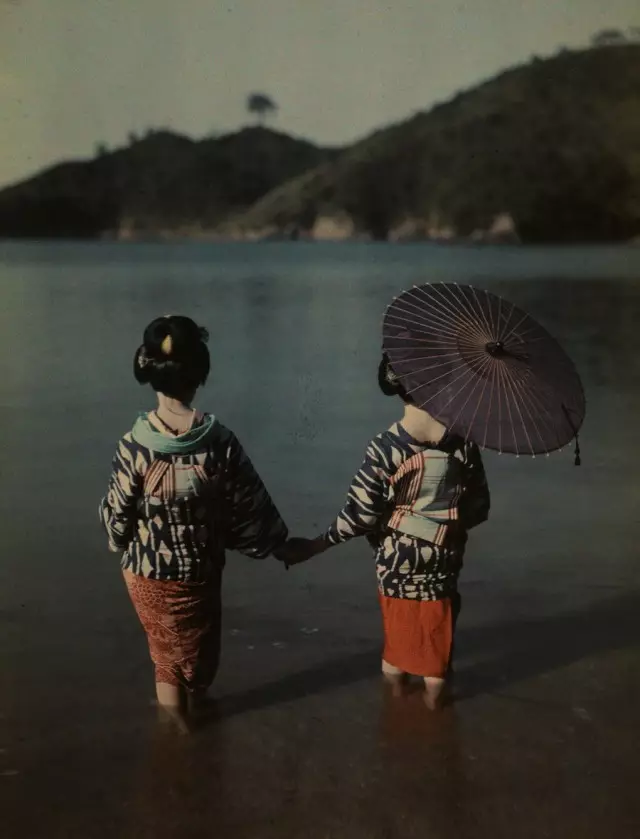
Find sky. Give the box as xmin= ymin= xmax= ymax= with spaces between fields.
xmin=0 ymin=0 xmax=637 ymax=187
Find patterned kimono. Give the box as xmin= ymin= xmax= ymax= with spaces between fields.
xmin=99 ymin=411 xmax=288 ymax=691
xmin=324 ymin=422 xmax=490 ymax=678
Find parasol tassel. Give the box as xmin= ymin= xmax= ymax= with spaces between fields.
xmin=560 ymin=403 xmax=582 ymax=466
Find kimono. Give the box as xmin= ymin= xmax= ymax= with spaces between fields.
xmin=325 ymin=422 xmax=490 ymax=677
xmin=99 ymin=410 xmax=288 ymax=691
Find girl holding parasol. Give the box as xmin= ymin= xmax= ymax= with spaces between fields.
xmin=281 ymin=352 xmax=491 ymax=709
xmin=279 ymin=283 xmax=585 ymax=709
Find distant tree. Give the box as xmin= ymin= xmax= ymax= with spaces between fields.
xmin=246 ymin=92 xmax=278 ymax=125
xmin=95 ymin=142 xmax=109 ymax=157
xmin=128 ymin=131 xmax=139 ymax=145
xmin=591 ymin=29 xmax=627 ymax=47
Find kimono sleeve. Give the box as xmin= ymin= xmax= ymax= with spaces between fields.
xmin=325 ymin=438 xmax=391 ymax=545
xmin=99 ymin=437 xmax=143 ymax=553
xmin=459 ymin=443 xmax=490 ymax=530
xmin=223 ymin=433 xmax=288 ymax=558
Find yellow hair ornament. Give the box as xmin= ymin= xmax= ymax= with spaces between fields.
xmin=161 ymin=334 xmax=173 ymax=356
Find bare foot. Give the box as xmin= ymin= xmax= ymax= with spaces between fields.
xmin=155 ymin=703 xmax=193 ymax=735
xmin=382 ymin=658 xmax=410 ymax=697
xmin=422 ymin=677 xmax=446 ymax=711
xmin=423 ymin=692 xmax=442 ymax=711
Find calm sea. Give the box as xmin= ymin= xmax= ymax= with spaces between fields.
xmin=0 ymin=239 xmax=639 ymax=708
xmin=1 ymin=239 xmax=639 ymax=572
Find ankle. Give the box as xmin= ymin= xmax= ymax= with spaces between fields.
xmin=423 ymin=677 xmax=446 ymax=711
xmin=381 ymin=659 xmax=405 ymax=677
xmin=156 ymin=681 xmax=185 ymax=710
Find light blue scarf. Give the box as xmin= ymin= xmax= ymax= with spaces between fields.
xmin=131 ymin=412 xmax=219 ymax=455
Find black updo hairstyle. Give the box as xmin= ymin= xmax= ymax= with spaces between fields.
xmin=378 ymin=353 xmax=413 ymax=404
xmin=133 ymin=315 xmax=210 ymax=399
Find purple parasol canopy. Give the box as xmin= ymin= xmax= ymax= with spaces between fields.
xmin=382 ymin=283 xmax=586 ymax=462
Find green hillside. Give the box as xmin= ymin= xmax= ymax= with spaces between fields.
xmin=226 ymin=45 xmax=640 ymax=243
xmin=0 ymin=128 xmax=338 ymax=239
xmin=1 ymin=45 xmax=639 ymax=243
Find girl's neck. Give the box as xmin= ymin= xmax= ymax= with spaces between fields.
xmin=154 ymin=394 xmax=196 ymax=436
xmin=400 ymin=403 xmax=447 ymax=445
xmin=156 ymin=393 xmax=194 ymax=418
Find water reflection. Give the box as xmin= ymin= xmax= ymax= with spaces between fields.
xmin=377 ymin=689 xmax=471 ymax=838
xmin=125 ymin=719 xmax=233 ymax=839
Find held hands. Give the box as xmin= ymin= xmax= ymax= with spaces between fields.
xmin=273 ymin=535 xmax=327 ymax=567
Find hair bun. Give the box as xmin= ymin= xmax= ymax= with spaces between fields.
xmin=378 ymin=354 xmax=403 ymax=397
xmin=134 ymin=345 xmax=152 ymax=383
xmin=134 ymin=315 xmax=211 ymax=395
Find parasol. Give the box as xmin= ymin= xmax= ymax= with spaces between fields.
xmin=382 ymin=283 xmax=585 ymax=462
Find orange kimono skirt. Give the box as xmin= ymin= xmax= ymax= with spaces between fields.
xmin=379 ymin=593 xmax=454 ymax=678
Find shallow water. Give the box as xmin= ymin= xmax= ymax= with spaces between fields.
xmin=0 ymin=241 xmax=639 ymax=838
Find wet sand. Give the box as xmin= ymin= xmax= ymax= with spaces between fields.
xmin=0 ymin=243 xmax=639 ymax=837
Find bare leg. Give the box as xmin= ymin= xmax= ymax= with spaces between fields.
xmin=156 ymin=681 xmax=184 ymax=709
xmin=154 ymin=683 xmax=192 ymax=733
xmin=382 ymin=659 xmax=408 ymax=697
xmin=382 ymin=659 xmax=405 ymax=678
xmin=423 ymin=676 xmax=446 ymax=711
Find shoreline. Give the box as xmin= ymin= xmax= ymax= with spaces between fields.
xmin=1 ymin=232 xmax=639 ymax=246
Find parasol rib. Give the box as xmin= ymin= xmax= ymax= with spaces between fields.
xmin=387 ymin=352 xmax=478 ymax=374
xmin=512 ymin=323 xmax=548 ymax=341
xmin=409 ymin=286 xmax=488 ymax=344
xmin=493 ymin=352 xmax=502 ymax=453
xmin=385 ymin=304 xmax=480 ymax=341
xmin=443 ymin=354 xmax=494 ymax=434
xmin=504 ymin=368 xmax=555 ymax=452
xmin=497 ymin=301 xmax=518 ymax=345
xmin=511 ymin=377 xmax=566 ymax=451
xmin=401 ymin=356 xmax=488 ymax=389
xmin=485 ymin=288 xmax=498 ymax=338
xmin=493 ymin=362 xmax=551 ymax=451
xmin=448 ymin=284 xmax=497 ymax=343
xmin=394 ymin=293 xmax=488 ymax=343
xmin=462 ymin=356 xmax=494 ymax=444
xmin=496 ymin=358 xmax=517 ymax=454
xmin=500 ymin=363 xmax=536 ymax=455
xmin=384 ymin=311 xmax=465 ymax=342
xmin=469 ymin=285 xmax=496 ymax=339
xmin=436 ymin=353 xmax=494 ymax=415
xmin=384 ymin=329 xmax=461 ymax=344
xmin=500 ymin=311 xmax=533 ymax=346
xmin=427 ymin=284 xmax=489 ymax=338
